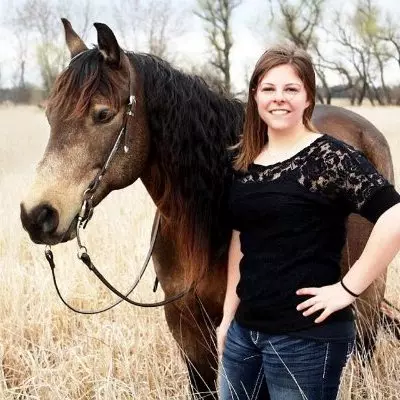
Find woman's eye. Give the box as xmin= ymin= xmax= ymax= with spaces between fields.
xmin=285 ymin=88 xmax=299 ymax=93
xmin=262 ymin=87 xmax=274 ymax=92
xmin=94 ymin=109 xmax=115 ymax=123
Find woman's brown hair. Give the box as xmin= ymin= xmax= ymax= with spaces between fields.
xmin=233 ymin=44 xmax=317 ymax=171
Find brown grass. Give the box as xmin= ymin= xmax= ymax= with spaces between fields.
xmin=0 ymin=104 xmax=399 ymax=399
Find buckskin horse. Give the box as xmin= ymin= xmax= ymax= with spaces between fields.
xmin=20 ymin=19 xmax=396 ymax=399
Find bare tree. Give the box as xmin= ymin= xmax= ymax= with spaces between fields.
xmin=144 ymin=1 xmax=178 ymax=58
xmin=9 ymin=0 xmax=96 ymax=94
xmin=9 ymin=0 xmax=65 ymax=93
xmin=353 ymin=0 xmax=393 ymax=105
xmin=269 ymin=0 xmax=325 ymax=49
xmin=6 ymin=4 xmax=31 ymax=92
xmin=313 ymin=49 xmax=356 ymax=99
xmin=379 ymin=17 xmax=400 ymax=103
xmin=320 ymin=2 xmax=377 ymax=106
xmin=194 ymin=0 xmax=242 ymax=95
xmin=112 ymin=0 xmax=186 ymax=61
xmin=73 ymin=0 xmax=95 ymax=41
xmin=324 ymin=0 xmax=396 ymax=106
xmin=13 ymin=32 xmax=28 ymax=90
xmin=111 ymin=0 xmax=141 ymax=50
xmin=377 ymin=13 xmax=400 ymax=102
xmin=370 ymin=8 xmax=399 ymax=68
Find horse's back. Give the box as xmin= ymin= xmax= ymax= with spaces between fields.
xmin=312 ymin=104 xmax=394 ymax=182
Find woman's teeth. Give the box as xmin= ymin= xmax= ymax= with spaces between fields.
xmin=270 ymin=110 xmax=289 ymax=115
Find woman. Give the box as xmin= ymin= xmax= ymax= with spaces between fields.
xmin=217 ymin=44 xmax=400 ymax=399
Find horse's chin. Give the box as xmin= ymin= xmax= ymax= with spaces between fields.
xmin=58 ymin=215 xmax=79 ymax=243
xmin=61 ymin=218 xmax=78 ymax=243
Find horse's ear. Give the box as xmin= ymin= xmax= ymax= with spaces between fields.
xmin=61 ymin=18 xmax=88 ymax=59
xmin=94 ymin=22 xmax=121 ymax=67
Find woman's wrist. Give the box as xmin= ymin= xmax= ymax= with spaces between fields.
xmin=340 ymin=278 xmax=361 ymax=298
xmin=220 ymin=315 xmax=234 ymax=328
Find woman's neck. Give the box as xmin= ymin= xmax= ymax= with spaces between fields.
xmin=265 ymin=125 xmax=313 ymax=152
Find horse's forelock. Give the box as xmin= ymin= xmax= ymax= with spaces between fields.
xmin=48 ymin=48 xmax=127 ymax=121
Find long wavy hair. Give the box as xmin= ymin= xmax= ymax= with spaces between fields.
xmin=48 ymin=49 xmax=245 ymax=287
xmin=234 ymin=44 xmax=317 ymax=171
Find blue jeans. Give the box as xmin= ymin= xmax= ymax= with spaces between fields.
xmin=219 ymin=321 xmax=355 ymax=400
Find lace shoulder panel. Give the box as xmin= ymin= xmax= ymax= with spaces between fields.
xmin=299 ymin=137 xmax=391 ymax=212
xmin=235 ymin=134 xmax=328 ymax=184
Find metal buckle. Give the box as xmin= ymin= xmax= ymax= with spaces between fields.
xmin=127 ymin=95 xmax=136 ymax=116
xmin=77 ymin=246 xmax=88 ymax=260
xmin=45 ymin=244 xmax=52 ymax=256
xmin=78 ymin=198 xmax=93 ymax=221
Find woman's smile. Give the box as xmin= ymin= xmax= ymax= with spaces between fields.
xmin=269 ymin=109 xmax=291 ymax=115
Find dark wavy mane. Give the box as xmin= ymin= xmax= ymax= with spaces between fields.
xmin=131 ymin=54 xmax=244 ymax=285
xmin=50 ymin=49 xmax=245 ymax=287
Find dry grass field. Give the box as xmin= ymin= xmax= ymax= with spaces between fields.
xmin=0 ymin=104 xmax=399 ymax=399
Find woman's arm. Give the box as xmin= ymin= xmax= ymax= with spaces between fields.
xmin=217 ymin=230 xmax=242 ymax=355
xmin=297 ymin=202 xmax=400 ymax=323
xmin=343 ymin=202 xmax=400 ymax=294
xmin=221 ymin=230 xmax=242 ymax=325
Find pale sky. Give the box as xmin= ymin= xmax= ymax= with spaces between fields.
xmin=1 ymin=0 xmax=399 ymax=93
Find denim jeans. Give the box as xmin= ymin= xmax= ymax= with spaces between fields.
xmin=219 ymin=321 xmax=355 ymax=400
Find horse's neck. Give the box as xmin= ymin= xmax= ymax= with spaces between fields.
xmin=136 ymin=54 xmax=242 ymax=226
xmin=139 ymin=163 xmax=161 ymax=206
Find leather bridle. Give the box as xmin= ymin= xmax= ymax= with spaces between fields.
xmin=44 ymin=52 xmax=190 ymax=314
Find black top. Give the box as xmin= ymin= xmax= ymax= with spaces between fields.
xmin=229 ymin=133 xmax=400 ymax=338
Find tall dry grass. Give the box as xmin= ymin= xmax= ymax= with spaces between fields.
xmin=0 ymin=104 xmax=399 ymax=399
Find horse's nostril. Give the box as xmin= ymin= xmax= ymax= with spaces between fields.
xmin=36 ymin=206 xmax=59 ymax=233
xmin=20 ymin=204 xmax=60 ymax=236
xmin=20 ymin=203 xmax=60 ymax=243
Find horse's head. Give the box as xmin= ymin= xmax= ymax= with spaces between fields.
xmin=20 ymin=19 xmax=150 ymax=245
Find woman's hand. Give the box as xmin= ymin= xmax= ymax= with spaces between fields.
xmin=296 ymin=282 xmax=357 ymax=323
xmin=216 ymin=320 xmax=231 ymax=359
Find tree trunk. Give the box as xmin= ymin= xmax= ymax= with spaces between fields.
xmin=357 ymin=80 xmax=368 ymax=105
xmin=371 ymin=84 xmax=384 ymax=106
xmin=378 ymin=60 xmax=391 ymax=105
xmin=19 ymin=60 xmax=25 ymax=89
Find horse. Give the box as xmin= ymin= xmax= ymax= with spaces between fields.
xmin=20 ymin=19 xmax=395 ymax=399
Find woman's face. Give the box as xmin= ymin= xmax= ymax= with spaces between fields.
xmin=254 ymin=63 xmax=310 ymax=133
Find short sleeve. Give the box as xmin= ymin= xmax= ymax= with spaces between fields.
xmin=335 ymin=146 xmax=400 ymax=223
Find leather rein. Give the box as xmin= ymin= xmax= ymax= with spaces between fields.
xmin=44 ymin=54 xmax=190 ymax=314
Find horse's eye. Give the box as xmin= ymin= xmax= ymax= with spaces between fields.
xmin=94 ymin=109 xmax=115 ymax=124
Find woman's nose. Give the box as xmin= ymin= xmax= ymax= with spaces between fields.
xmin=274 ymin=90 xmax=285 ymax=103
xmin=273 ymin=90 xmax=285 ymax=102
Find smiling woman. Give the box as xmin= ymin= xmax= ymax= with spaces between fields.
xmin=218 ymin=44 xmax=400 ymax=400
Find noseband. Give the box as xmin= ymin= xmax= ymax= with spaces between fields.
xmin=44 ymin=52 xmax=189 ymax=314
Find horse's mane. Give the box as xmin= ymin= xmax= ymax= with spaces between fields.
xmin=49 ymin=48 xmax=245 ymax=287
